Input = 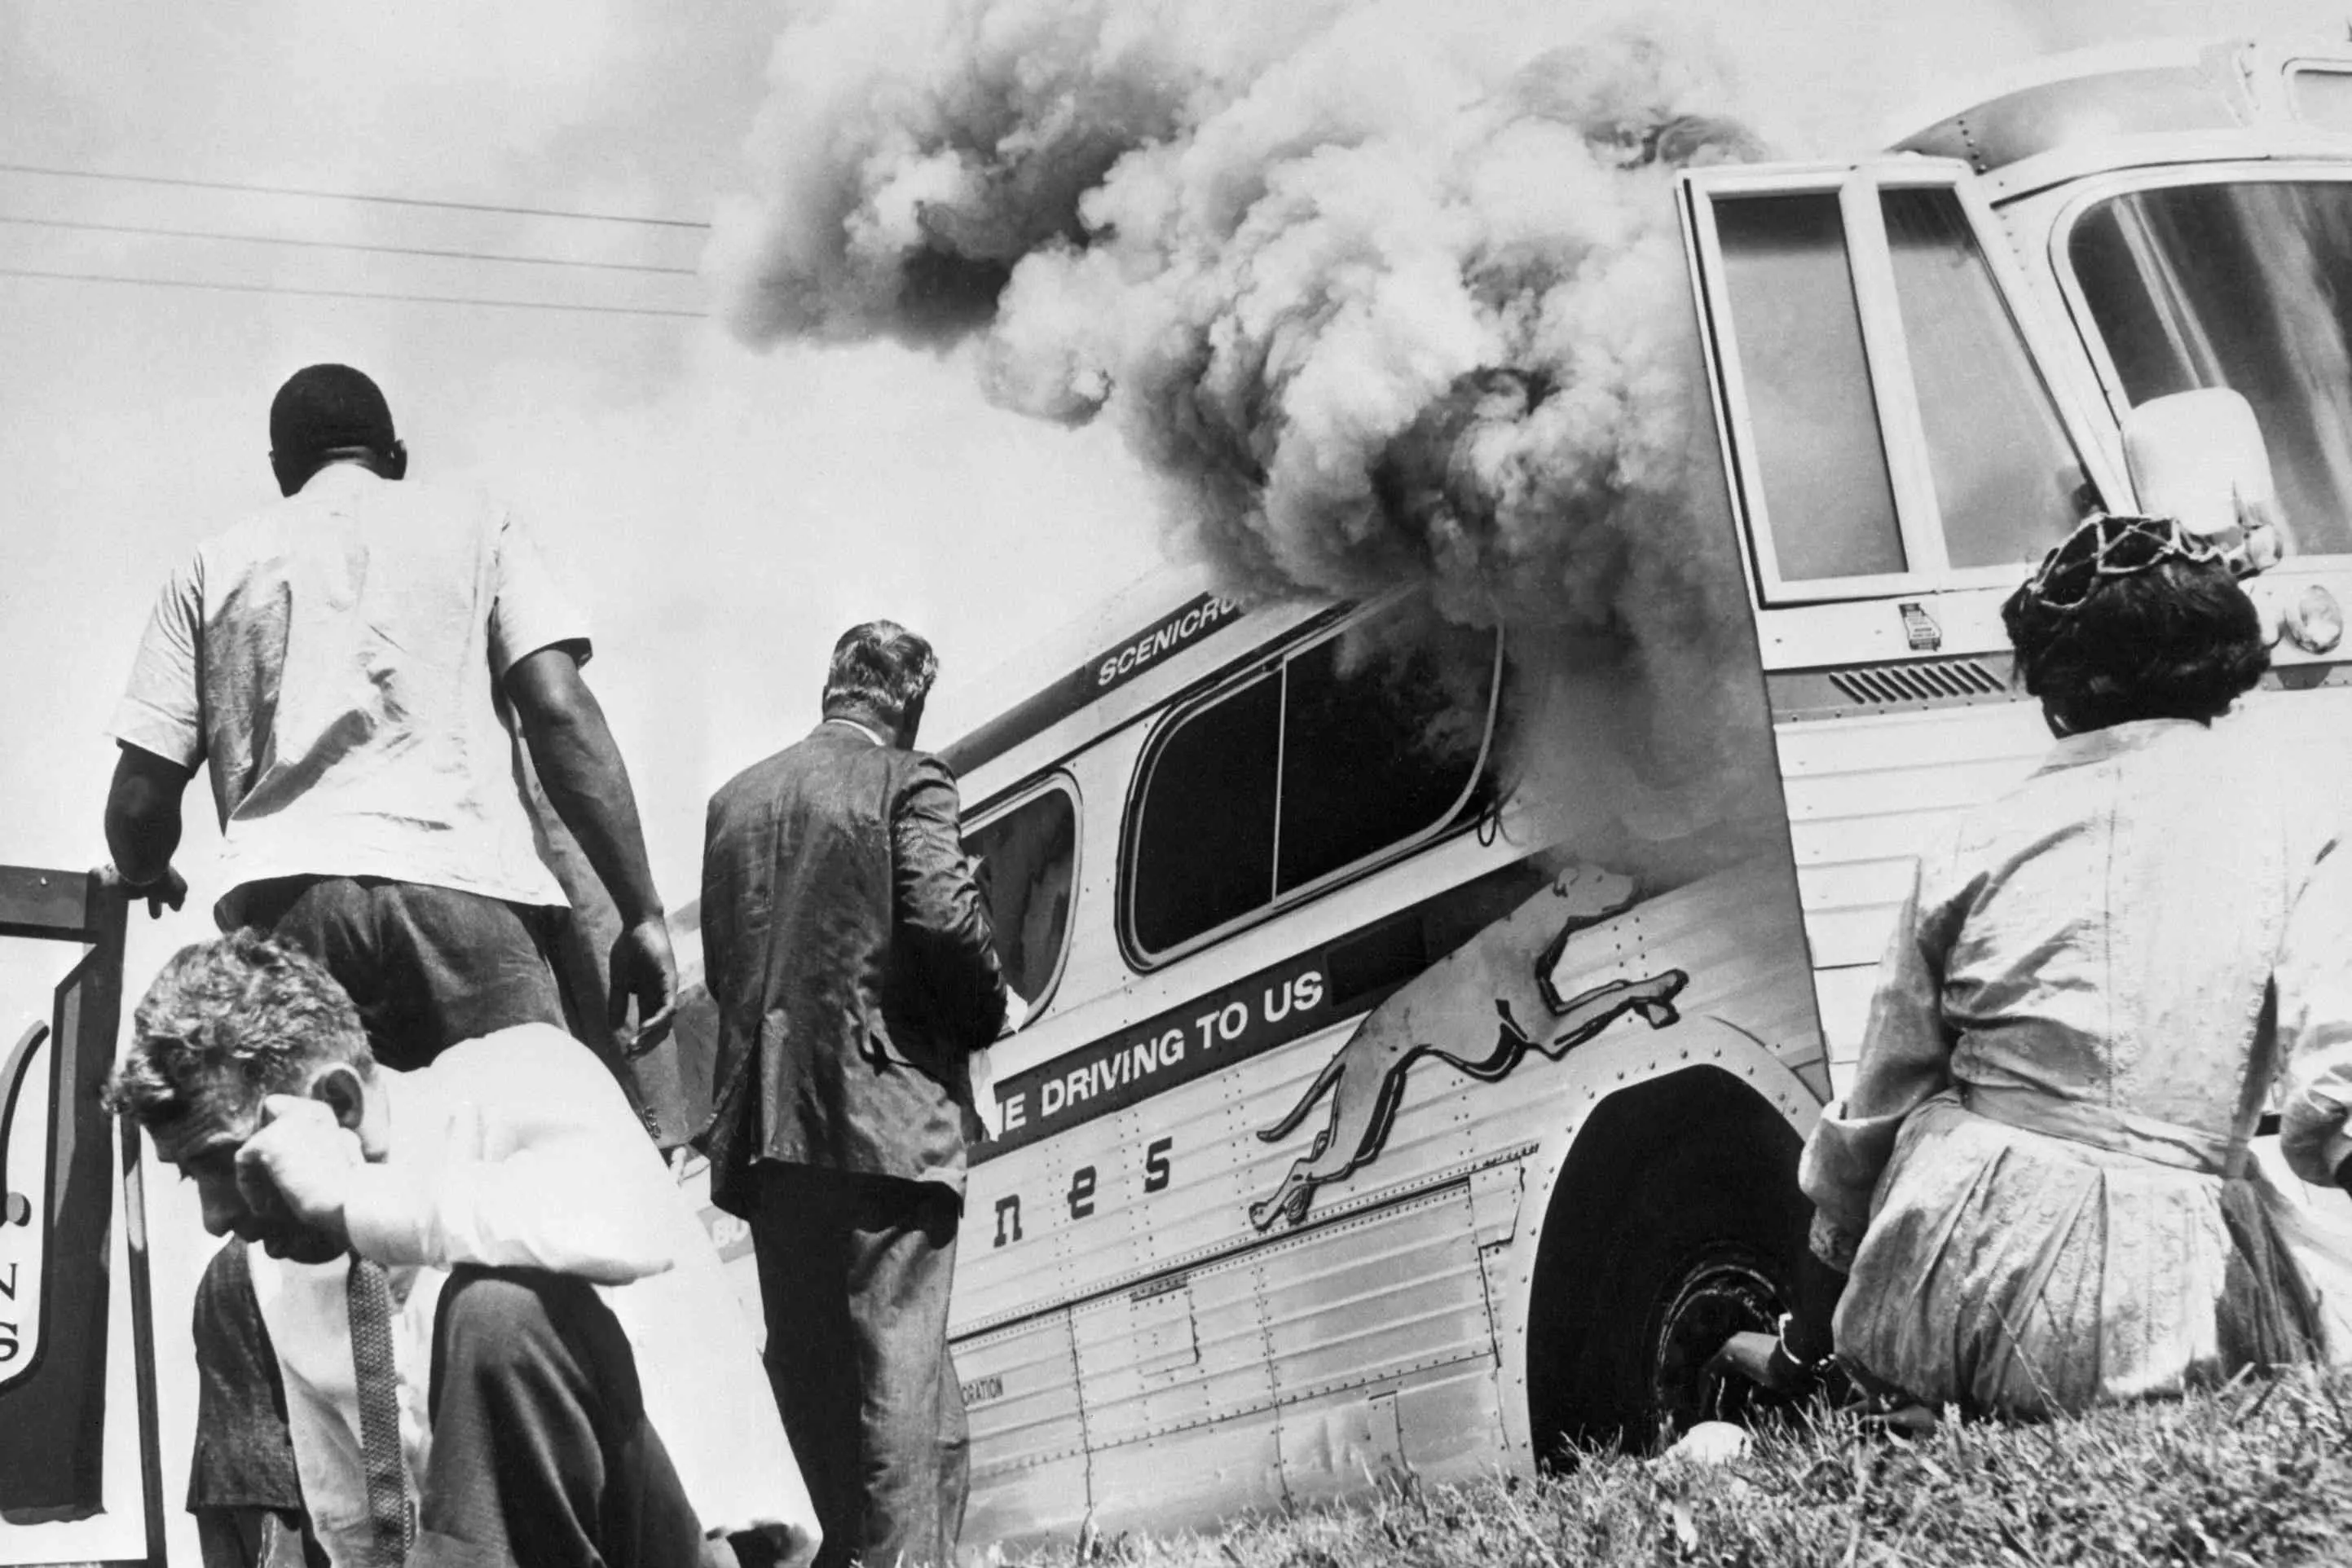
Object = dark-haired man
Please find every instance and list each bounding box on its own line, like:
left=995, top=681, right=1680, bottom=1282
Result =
left=701, top=621, right=1016, bottom=1568
left=104, top=362, right=676, bottom=1064
left=107, top=931, right=817, bottom=1568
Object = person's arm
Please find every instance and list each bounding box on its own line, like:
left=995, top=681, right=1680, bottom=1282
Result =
left=236, top=1033, right=682, bottom=1284
left=2275, top=839, right=2352, bottom=1191
left=341, top=1107, right=676, bottom=1284
left=1712, top=856, right=1962, bottom=1396
left=1797, top=848, right=1968, bottom=1271
left=504, top=647, right=676, bottom=1044
left=104, top=555, right=206, bottom=918
left=103, top=744, right=193, bottom=917
left=698, top=793, right=737, bottom=1035
left=893, top=756, right=1009, bottom=1047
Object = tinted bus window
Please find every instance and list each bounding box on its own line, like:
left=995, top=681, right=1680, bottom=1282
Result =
left=967, top=786, right=1079, bottom=1008
left=1128, top=608, right=1496, bottom=959
left=1714, top=192, right=1905, bottom=580
left=1882, top=187, right=2086, bottom=571
left=2071, top=180, right=2352, bottom=556
left=1129, top=675, right=1280, bottom=954
left=1277, top=628, right=1487, bottom=893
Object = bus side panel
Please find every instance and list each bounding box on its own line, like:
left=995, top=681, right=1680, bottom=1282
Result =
left=1259, top=1183, right=1503, bottom=1503
left=1081, top=1413, right=1285, bottom=1537
left=953, top=848, right=1824, bottom=1539
left=1778, top=683, right=2352, bottom=1094
left=956, top=1314, right=1091, bottom=1544
left=1072, top=1272, right=1262, bottom=1448
left=1774, top=698, right=2048, bottom=1091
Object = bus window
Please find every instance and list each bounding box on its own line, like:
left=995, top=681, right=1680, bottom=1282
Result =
left=967, top=783, right=1080, bottom=1011
left=1128, top=674, right=1280, bottom=956
left=1714, top=192, right=1905, bottom=580
left=1127, top=605, right=1498, bottom=961
left=1883, top=187, right=2086, bottom=571
left=1277, top=620, right=1491, bottom=893
left=2069, top=179, right=2352, bottom=557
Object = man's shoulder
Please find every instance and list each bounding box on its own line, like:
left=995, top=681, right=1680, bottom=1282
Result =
left=194, top=499, right=300, bottom=565
left=711, top=725, right=881, bottom=798
left=714, top=732, right=819, bottom=795
left=355, top=475, right=514, bottom=545
left=429, top=1022, right=610, bottom=1091
left=201, top=477, right=504, bottom=560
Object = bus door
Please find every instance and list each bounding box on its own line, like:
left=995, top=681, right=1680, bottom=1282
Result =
left=1676, top=160, right=2126, bottom=1090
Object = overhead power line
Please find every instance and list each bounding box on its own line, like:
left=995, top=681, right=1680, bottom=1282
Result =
left=0, top=213, right=700, bottom=275
left=0, top=161, right=711, bottom=231
left=0, top=265, right=705, bottom=320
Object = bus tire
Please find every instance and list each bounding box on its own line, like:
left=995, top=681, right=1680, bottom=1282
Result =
left=1524, top=1066, right=1808, bottom=1464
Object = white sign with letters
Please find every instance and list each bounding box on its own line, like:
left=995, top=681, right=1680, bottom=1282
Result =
left=0, top=1021, right=50, bottom=1388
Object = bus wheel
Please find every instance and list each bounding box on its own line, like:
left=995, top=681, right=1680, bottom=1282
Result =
left=1523, top=1067, right=1808, bottom=1463
left=1643, top=1244, right=1784, bottom=1435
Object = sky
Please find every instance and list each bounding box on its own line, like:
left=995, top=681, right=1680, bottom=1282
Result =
left=3, top=0, right=2348, bottom=1561
left=0, top=7, right=1168, bottom=1555
left=0, top=0, right=1172, bottom=985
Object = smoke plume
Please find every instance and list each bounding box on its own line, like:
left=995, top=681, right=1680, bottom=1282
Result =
left=707, top=0, right=1811, bottom=847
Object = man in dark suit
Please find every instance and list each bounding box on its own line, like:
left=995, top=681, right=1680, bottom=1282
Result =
left=700, top=621, right=1014, bottom=1568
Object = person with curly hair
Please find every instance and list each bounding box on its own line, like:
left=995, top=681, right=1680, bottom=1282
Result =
left=1717, top=512, right=2352, bottom=1418
left=108, top=931, right=818, bottom=1568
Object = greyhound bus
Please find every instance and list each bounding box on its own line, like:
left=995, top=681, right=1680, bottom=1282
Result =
left=656, top=35, right=2352, bottom=1549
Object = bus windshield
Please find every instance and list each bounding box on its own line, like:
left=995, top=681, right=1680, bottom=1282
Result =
left=2070, top=178, right=2352, bottom=556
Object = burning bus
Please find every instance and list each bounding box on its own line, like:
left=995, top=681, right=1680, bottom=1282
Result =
left=654, top=34, right=2352, bottom=1549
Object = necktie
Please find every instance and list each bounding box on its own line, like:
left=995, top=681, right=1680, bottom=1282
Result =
left=346, top=1255, right=415, bottom=1568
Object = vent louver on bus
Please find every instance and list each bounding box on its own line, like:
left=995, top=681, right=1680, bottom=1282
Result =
left=1770, top=655, right=2020, bottom=722
left=1829, top=659, right=2007, bottom=705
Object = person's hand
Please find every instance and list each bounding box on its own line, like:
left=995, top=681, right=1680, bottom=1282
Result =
left=999, top=987, right=1031, bottom=1039
left=1706, top=1330, right=1814, bottom=1397
left=96, top=861, right=187, bottom=919
left=611, top=915, right=679, bottom=1058
left=235, top=1095, right=361, bottom=1252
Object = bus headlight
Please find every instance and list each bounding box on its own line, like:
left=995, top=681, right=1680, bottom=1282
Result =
left=2284, top=584, right=2343, bottom=654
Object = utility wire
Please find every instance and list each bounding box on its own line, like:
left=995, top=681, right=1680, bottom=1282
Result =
left=0, top=213, right=700, bottom=275
left=0, top=161, right=711, bottom=230
left=0, top=265, right=705, bottom=319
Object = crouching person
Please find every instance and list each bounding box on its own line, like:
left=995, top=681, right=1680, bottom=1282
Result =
left=108, top=932, right=819, bottom=1568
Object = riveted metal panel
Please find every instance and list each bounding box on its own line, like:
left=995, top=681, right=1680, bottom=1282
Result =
left=1081, top=1413, right=1285, bottom=1537
left=956, top=1311, right=1088, bottom=1482
left=1072, top=1263, right=1274, bottom=1447
left=1253, top=1184, right=1491, bottom=1402
left=1275, top=1385, right=1409, bottom=1506
left=1396, top=1362, right=1513, bottom=1480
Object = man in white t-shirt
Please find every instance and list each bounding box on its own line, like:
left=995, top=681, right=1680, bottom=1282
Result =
left=104, top=364, right=683, bottom=1565
left=103, top=363, right=676, bottom=1065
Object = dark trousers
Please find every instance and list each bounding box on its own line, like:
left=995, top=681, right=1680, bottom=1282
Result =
left=420, top=1269, right=703, bottom=1568
left=747, top=1165, right=967, bottom=1568
left=189, top=1248, right=705, bottom=1568
left=235, top=875, right=566, bottom=1072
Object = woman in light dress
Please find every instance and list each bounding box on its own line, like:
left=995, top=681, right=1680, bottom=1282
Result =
left=1723, top=512, right=2352, bottom=1418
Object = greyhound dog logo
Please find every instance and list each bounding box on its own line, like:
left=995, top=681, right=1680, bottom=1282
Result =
left=1248, top=871, right=1687, bottom=1230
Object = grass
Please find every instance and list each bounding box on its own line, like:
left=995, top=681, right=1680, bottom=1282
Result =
left=1011, top=1370, right=2352, bottom=1567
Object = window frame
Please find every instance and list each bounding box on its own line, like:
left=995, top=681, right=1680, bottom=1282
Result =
left=2047, top=160, right=2352, bottom=572
left=1680, top=158, right=2120, bottom=605
left=1117, top=598, right=1504, bottom=971
left=962, top=771, right=1084, bottom=1020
